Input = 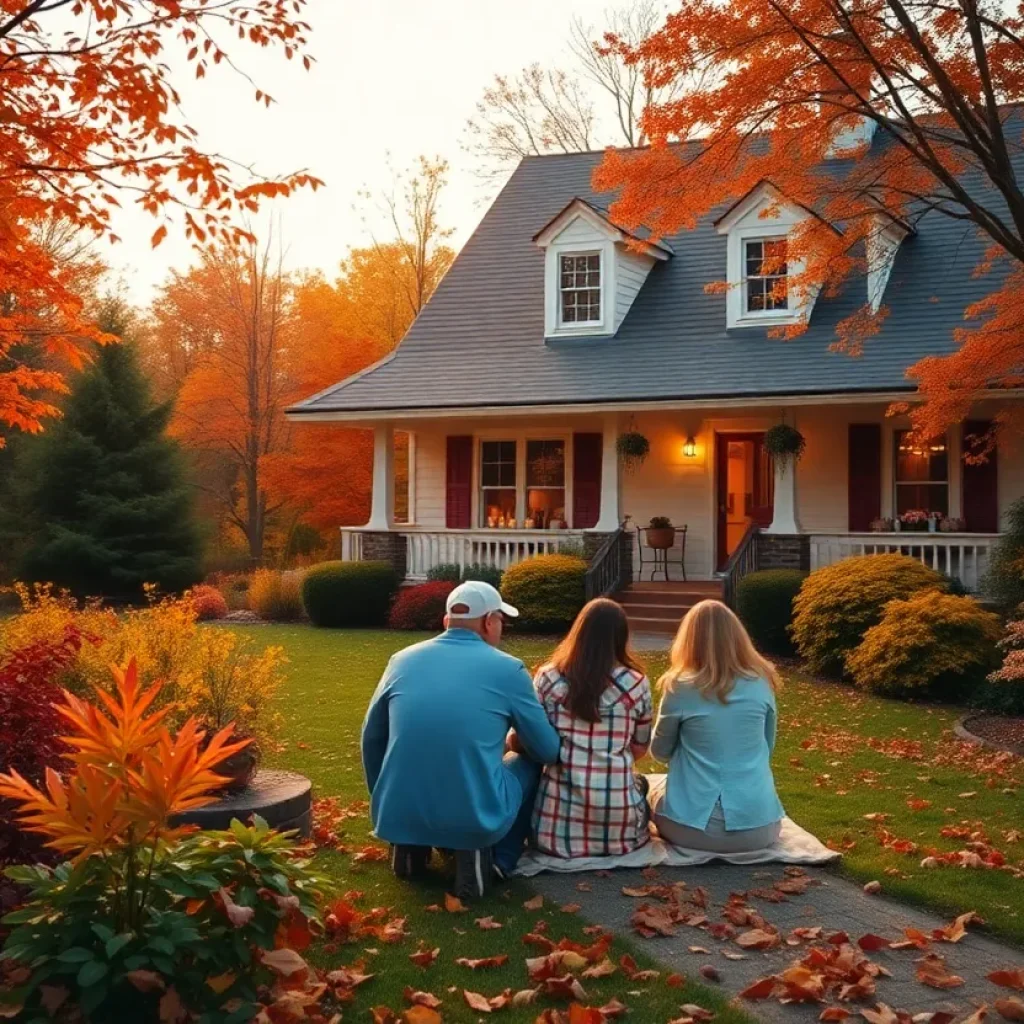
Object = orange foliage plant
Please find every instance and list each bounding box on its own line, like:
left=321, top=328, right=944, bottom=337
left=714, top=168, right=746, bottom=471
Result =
left=0, top=0, right=320, bottom=445
left=594, top=0, right=1024, bottom=440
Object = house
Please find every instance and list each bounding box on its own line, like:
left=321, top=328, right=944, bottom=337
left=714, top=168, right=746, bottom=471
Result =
left=288, top=133, right=1016, bottom=629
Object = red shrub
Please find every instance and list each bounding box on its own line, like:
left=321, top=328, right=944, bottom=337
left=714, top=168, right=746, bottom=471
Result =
left=190, top=584, right=229, bottom=620
left=388, top=581, right=456, bottom=631
left=0, top=625, right=92, bottom=863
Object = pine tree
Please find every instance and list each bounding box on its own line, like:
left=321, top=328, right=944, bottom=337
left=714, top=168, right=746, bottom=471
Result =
left=18, top=305, right=202, bottom=598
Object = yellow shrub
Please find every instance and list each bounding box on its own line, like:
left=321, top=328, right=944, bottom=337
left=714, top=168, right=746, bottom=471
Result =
left=249, top=568, right=306, bottom=621
left=501, top=554, right=587, bottom=632
left=846, top=591, right=1001, bottom=697
left=790, top=554, right=945, bottom=677
left=0, top=582, right=285, bottom=748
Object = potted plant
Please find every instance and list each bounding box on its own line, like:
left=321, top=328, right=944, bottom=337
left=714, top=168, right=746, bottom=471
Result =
left=646, top=516, right=676, bottom=549
left=763, top=423, right=806, bottom=468
left=617, top=429, right=651, bottom=473
left=899, top=509, right=930, bottom=532
left=940, top=516, right=966, bottom=533
left=869, top=517, right=894, bottom=532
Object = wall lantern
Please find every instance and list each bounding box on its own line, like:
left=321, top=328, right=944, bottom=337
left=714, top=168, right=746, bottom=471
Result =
left=683, top=435, right=697, bottom=458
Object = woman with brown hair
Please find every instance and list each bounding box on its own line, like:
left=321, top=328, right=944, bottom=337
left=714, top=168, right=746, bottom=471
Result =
left=650, top=599, right=784, bottom=853
left=530, top=598, right=653, bottom=859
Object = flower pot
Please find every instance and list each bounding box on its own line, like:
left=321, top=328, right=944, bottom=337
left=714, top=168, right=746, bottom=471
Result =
left=646, top=527, right=676, bottom=549
left=214, top=744, right=260, bottom=792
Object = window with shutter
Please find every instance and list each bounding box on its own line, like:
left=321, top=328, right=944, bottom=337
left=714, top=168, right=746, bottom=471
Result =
left=445, top=436, right=473, bottom=529
left=848, top=424, right=882, bottom=531
left=962, top=420, right=999, bottom=533
left=572, top=433, right=603, bottom=530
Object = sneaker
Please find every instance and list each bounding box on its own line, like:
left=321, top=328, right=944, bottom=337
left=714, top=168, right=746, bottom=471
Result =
left=391, top=844, right=431, bottom=880
left=454, top=847, right=493, bottom=902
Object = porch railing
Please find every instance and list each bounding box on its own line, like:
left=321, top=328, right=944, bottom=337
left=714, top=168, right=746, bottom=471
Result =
left=808, top=532, right=999, bottom=593
left=721, top=523, right=759, bottom=609
left=585, top=526, right=625, bottom=600
left=340, top=528, right=585, bottom=580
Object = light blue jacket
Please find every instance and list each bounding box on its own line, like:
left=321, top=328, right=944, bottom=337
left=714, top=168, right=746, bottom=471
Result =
left=650, top=675, right=784, bottom=831
left=361, top=629, right=561, bottom=850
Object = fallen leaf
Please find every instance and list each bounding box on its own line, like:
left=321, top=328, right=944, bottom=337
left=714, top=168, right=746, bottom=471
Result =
left=934, top=911, right=981, bottom=943
left=857, top=935, right=892, bottom=952
left=916, top=955, right=965, bottom=990
left=599, top=998, right=630, bottom=1019
left=524, top=894, right=544, bottom=911
left=456, top=955, right=509, bottom=969
left=403, top=1007, right=442, bottom=1024
left=38, top=988, right=69, bottom=1015
left=404, top=988, right=443, bottom=1009
left=219, top=887, right=255, bottom=928
left=689, top=946, right=711, bottom=954
left=861, top=1005, right=900, bottom=1024
left=159, top=988, right=189, bottom=1024
left=476, top=916, right=503, bottom=930
left=126, top=970, right=166, bottom=993
left=736, top=928, right=781, bottom=950
left=561, top=903, right=582, bottom=914
left=740, top=977, right=776, bottom=1000
left=863, top=882, right=882, bottom=895
left=989, top=971, right=1024, bottom=991
left=445, top=893, right=467, bottom=913
left=995, top=999, right=1024, bottom=1022
left=679, top=1003, right=715, bottom=1022
left=260, top=948, right=309, bottom=978
left=463, top=989, right=492, bottom=1013
left=581, top=959, right=617, bottom=979
left=666, top=973, right=685, bottom=988
left=204, top=971, right=235, bottom=995
left=821, top=1009, right=852, bottom=1022
left=371, top=1009, right=397, bottom=1024
left=409, top=946, right=440, bottom=968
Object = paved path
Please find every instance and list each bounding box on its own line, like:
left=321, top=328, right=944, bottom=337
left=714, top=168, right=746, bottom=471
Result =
left=531, top=864, right=1022, bottom=1022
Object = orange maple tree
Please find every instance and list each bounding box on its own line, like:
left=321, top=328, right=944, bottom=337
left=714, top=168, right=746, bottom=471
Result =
left=0, top=0, right=319, bottom=446
left=594, top=0, right=1024, bottom=441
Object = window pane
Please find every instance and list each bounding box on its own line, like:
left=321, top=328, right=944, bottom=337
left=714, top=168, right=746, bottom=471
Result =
left=895, top=431, right=947, bottom=482
left=482, top=489, right=517, bottom=526
left=527, top=440, right=565, bottom=487
left=896, top=484, right=949, bottom=516
left=526, top=489, right=565, bottom=528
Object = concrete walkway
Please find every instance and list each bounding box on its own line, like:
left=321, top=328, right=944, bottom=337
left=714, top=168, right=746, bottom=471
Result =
left=531, top=863, right=1022, bottom=1022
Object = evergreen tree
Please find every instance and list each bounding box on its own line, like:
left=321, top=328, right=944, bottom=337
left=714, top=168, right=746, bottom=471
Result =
left=18, top=305, right=202, bottom=598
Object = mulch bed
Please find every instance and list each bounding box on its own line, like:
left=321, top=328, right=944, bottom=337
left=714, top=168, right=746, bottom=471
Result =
left=960, top=713, right=1024, bottom=756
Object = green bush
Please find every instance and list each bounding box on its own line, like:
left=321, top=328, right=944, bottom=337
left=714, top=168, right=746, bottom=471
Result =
left=846, top=590, right=1002, bottom=698
left=791, top=554, right=946, bottom=678
left=426, top=561, right=504, bottom=589
left=736, top=569, right=807, bottom=655
left=500, top=554, right=587, bottom=632
left=301, top=560, right=398, bottom=628
left=983, top=496, right=1024, bottom=610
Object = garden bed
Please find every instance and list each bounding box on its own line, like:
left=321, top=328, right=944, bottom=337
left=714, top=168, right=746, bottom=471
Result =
left=958, top=713, right=1024, bottom=756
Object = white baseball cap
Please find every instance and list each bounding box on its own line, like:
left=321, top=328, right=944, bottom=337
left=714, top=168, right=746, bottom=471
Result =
left=445, top=580, right=519, bottom=620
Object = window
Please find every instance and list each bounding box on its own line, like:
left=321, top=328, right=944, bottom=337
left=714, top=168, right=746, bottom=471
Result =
left=894, top=430, right=949, bottom=516
left=744, top=238, right=789, bottom=313
left=526, top=440, right=566, bottom=529
left=480, top=440, right=517, bottom=526
left=559, top=253, right=601, bottom=325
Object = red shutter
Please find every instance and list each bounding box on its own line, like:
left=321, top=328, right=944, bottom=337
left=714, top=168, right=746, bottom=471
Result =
left=848, top=424, right=882, bottom=531
left=572, top=433, right=603, bottom=529
left=962, top=420, right=999, bottom=533
left=445, top=436, right=473, bottom=529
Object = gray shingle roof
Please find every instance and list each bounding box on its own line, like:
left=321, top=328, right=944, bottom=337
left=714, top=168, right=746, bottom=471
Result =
left=291, top=148, right=999, bottom=416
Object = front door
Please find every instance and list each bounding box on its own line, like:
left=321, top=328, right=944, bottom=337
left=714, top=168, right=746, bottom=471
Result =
left=716, top=432, right=774, bottom=569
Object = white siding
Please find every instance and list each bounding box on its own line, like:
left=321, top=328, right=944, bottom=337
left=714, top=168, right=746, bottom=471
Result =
left=553, top=218, right=607, bottom=248
left=614, top=249, right=655, bottom=331
left=414, top=431, right=447, bottom=528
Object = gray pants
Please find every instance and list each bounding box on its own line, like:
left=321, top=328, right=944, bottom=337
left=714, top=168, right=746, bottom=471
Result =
left=649, top=777, right=782, bottom=854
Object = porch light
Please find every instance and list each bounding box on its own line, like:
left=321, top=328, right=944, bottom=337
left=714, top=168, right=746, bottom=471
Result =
left=683, top=435, right=697, bottom=458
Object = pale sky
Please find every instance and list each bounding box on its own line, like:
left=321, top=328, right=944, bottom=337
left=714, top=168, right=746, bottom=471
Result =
left=108, top=0, right=621, bottom=303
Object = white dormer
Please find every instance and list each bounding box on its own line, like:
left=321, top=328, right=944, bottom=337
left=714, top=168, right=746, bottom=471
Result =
left=715, top=181, right=825, bottom=330
left=866, top=211, right=912, bottom=312
left=534, top=198, right=672, bottom=339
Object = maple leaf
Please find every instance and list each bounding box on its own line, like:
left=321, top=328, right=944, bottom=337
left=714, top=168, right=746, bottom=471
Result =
left=543, top=975, right=589, bottom=1001
left=995, top=999, right=1024, bottom=1022
left=736, top=928, right=781, bottom=950
left=476, top=916, right=503, bottom=930
left=741, top=977, right=777, bottom=1000
left=932, top=911, right=981, bottom=943
left=444, top=893, right=468, bottom=913
left=409, top=946, right=440, bottom=969
left=456, top=955, right=509, bottom=970
left=989, top=971, right=1024, bottom=991
left=915, top=955, right=965, bottom=990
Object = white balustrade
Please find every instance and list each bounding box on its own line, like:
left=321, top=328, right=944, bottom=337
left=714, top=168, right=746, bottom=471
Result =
left=403, top=530, right=584, bottom=579
left=339, top=528, right=584, bottom=578
left=808, top=532, right=1000, bottom=592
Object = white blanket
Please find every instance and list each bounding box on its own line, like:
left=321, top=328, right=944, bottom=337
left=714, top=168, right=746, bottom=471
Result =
left=514, top=775, right=840, bottom=877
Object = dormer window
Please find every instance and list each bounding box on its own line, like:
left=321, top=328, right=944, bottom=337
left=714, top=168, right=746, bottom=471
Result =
left=560, top=253, right=602, bottom=325
left=744, top=239, right=789, bottom=313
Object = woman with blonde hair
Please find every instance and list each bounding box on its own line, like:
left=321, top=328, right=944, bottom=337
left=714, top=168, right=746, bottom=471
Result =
left=649, top=599, right=784, bottom=853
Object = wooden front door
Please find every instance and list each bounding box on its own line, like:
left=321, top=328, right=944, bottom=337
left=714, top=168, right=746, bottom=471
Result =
left=716, top=432, right=774, bottom=569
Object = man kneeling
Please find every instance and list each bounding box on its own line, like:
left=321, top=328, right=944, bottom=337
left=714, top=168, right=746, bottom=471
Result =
left=361, top=581, right=560, bottom=900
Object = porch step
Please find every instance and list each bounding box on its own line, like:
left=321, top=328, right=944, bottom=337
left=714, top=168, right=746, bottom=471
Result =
left=612, top=580, right=723, bottom=636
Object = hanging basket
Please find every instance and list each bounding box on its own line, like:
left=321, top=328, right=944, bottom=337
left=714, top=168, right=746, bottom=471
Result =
left=616, top=431, right=650, bottom=473
left=763, top=423, right=806, bottom=463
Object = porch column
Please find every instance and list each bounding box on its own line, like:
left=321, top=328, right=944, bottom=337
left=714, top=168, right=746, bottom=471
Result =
left=593, top=413, right=622, bottom=531
left=765, top=456, right=801, bottom=534
left=366, top=422, right=395, bottom=531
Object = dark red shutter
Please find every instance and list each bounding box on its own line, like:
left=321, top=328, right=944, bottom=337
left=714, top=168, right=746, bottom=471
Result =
left=962, top=420, right=999, bottom=533
left=848, top=424, right=882, bottom=531
left=445, top=436, right=473, bottom=528
left=572, top=433, right=603, bottom=529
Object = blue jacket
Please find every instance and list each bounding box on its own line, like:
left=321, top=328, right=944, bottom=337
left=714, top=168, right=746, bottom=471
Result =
left=361, top=629, right=561, bottom=850
left=650, top=675, right=784, bottom=831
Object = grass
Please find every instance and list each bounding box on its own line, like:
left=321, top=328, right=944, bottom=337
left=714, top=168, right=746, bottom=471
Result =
left=232, top=624, right=1024, bottom=1020
left=241, top=625, right=752, bottom=1023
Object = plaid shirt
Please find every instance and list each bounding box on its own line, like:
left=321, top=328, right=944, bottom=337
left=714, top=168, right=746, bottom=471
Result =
left=531, top=663, right=654, bottom=859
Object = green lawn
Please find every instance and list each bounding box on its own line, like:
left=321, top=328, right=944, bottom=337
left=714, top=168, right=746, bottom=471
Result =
left=240, top=625, right=752, bottom=1023
left=233, top=624, right=1024, bottom=1020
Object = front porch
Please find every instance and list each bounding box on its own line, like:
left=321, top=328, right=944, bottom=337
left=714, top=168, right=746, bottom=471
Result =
left=336, top=399, right=1013, bottom=598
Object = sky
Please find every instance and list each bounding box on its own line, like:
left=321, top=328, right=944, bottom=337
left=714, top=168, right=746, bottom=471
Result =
left=109, top=0, right=622, bottom=304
